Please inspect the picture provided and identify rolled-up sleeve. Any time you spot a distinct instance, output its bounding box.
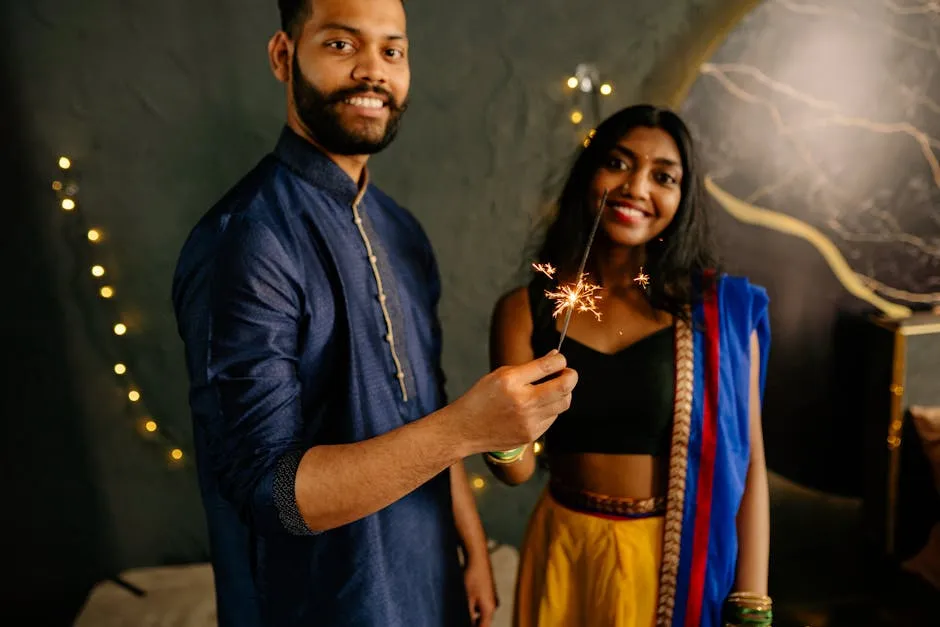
[207,216,315,537]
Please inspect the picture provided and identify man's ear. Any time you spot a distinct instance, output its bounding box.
[268,31,292,84]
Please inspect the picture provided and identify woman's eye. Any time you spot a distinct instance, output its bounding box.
[656,171,678,185]
[606,158,627,170]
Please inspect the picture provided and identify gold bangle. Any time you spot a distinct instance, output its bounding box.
[727,591,772,609]
[485,447,526,465]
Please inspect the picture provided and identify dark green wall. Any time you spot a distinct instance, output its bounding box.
[0,0,761,622]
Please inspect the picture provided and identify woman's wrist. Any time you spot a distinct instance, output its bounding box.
[723,591,773,626]
[484,445,526,464]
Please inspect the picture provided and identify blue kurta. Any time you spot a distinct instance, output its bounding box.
[172,126,467,627]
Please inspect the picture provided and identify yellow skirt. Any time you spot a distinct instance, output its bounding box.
[513,489,664,627]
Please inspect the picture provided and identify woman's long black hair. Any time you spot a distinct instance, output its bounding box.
[534,104,717,319]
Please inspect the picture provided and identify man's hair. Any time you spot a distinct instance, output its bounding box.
[278,0,311,39]
[278,0,405,39]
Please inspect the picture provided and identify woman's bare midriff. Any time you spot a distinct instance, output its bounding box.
[548,452,668,499]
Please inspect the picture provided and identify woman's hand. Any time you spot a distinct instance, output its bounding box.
[463,551,499,626]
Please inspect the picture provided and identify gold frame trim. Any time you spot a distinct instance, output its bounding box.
[900,323,940,336]
[885,330,907,555]
[656,315,694,626]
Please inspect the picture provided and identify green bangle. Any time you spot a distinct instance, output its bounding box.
[725,608,773,626]
[485,446,526,464]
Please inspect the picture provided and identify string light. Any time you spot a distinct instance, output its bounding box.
[52,154,190,467]
[565,65,610,132]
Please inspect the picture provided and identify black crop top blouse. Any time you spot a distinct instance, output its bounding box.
[527,277,675,456]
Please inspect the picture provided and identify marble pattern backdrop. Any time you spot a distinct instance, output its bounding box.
[682,0,940,312]
[680,0,940,491]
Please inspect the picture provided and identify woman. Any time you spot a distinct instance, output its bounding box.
[486,105,772,627]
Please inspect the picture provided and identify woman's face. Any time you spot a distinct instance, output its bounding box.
[588,126,684,248]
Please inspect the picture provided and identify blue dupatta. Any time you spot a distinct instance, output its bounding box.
[656,273,771,627]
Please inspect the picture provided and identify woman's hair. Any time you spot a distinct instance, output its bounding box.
[534,104,717,319]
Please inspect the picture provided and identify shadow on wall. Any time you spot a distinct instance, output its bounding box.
[0,49,114,625]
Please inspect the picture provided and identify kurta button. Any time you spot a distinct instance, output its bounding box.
[385,333,393,342]
[369,255,377,263]
[396,372,405,379]
[354,217,363,225]
[379,294,387,303]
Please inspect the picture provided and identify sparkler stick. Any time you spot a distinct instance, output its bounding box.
[555,189,608,351]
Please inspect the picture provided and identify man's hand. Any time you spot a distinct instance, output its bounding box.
[448,350,577,456]
[464,552,498,627]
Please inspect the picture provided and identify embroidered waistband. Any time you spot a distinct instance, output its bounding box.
[549,478,667,519]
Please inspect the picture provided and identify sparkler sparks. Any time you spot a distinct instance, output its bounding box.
[531,190,610,351]
[532,263,557,279]
[633,267,650,289]
[544,274,603,321]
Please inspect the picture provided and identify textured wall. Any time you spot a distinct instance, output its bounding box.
[0,0,754,617]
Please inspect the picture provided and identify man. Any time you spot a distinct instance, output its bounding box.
[171,0,577,625]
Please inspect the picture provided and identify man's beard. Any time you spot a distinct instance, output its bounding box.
[291,53,407,156]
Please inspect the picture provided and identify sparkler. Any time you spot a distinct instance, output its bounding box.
[532,190,609,351]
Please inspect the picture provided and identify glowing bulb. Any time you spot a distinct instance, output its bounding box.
[170,448,184,461]
[145,420,158,433]
[99,286,114,298]
[91,265,105,277]
[128,390,141,402]
[570,110,583,124]
[566,76,578,89]
[58,157,71,170]
[471,476,486,490]
[599,83,613,95]
[113,323,127,336]
[87,229,101,242]
[52,181,63,191]
[114,363,127,375]
[61,198,75,211]
[533,442,543,455]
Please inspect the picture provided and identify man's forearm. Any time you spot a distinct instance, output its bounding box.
[294,406,466,533]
